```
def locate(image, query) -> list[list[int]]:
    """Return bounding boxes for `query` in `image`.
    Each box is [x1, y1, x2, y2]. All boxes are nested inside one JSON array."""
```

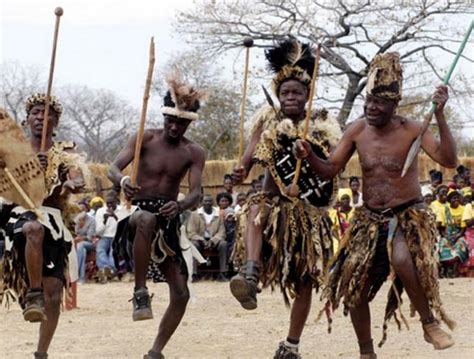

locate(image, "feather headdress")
[[265, 38, 316, 95], [161, 71, 208, 121]]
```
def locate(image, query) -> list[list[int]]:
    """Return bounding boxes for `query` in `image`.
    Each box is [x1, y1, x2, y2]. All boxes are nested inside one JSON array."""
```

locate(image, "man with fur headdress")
[[1, 93, 86, 359], [230, 38, 342, 358], [108, 73, 206, 359], [294, 52, 457, 358]]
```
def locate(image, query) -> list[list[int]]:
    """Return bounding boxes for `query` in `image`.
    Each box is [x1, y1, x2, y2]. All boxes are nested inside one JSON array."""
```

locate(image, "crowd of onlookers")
[[1, 166, 472, 283], [421, 165, 473, 278]]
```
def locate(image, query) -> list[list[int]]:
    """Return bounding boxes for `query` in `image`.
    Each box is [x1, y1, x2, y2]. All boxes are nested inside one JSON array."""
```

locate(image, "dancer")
[[230, 38, 341, 358], [108, 73, 206, 359], [294, 53, 456, 358], [2, 94, 86, 359]]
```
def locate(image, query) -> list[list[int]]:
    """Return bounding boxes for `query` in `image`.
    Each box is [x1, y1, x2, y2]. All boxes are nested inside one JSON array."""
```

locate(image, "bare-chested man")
[[108, 74, 206, 359], [294, 53, 456, 358], [1, 93, 86, 359]]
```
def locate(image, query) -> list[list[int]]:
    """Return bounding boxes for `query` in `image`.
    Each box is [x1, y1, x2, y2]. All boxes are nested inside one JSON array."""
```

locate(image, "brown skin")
[[108, 114, 205, 355], [21, 103, 85, 355], [232, 79, 314, 342], [294, 85, 456, 355]]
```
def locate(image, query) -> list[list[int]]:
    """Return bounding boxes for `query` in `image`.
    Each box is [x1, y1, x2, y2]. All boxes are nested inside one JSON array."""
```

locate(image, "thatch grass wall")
[[86, 155, 473, 200]]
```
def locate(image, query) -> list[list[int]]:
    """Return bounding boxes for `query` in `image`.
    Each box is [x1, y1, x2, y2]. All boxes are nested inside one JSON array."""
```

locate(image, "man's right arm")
[[295, 122, 359, 180], [108, 133, 137, 186]]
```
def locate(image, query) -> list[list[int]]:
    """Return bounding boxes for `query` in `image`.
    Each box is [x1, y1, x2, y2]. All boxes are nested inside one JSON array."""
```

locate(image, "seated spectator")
[[422, 186, 434, 206], [329, 192, 353, 253], [223, 173, 239, 206], [438, 190, 469, 278], [89, 196, 105, 216], [461, 198, 474, 276], [234, 192, 247, 214], [186, 194, 227, 281], [457, 165, 472, 190], [461, 187, 472, 205], [251, 177, 263, 192], [431, 185, 449, 230], [348, 176, 363, 207], [216, 191, 233, 219], [224, 207, 237, 259], [95, 191, 120, 283], [74, 204, 97, 284], [428, 169, 443, 192]]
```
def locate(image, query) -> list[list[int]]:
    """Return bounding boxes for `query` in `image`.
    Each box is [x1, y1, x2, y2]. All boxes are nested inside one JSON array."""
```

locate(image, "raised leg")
[[229, 203, 269, 309], [130, 212, 156, 289], [23, 221, 44, 288], [391, 231, 454, 350]]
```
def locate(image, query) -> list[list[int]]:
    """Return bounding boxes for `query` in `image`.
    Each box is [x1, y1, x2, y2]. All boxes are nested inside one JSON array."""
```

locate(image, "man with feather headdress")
[[230, 38, 342, 358], [294, 53, 456, 358], [108, 73, 206, 359], [1, 94, 87, 359]]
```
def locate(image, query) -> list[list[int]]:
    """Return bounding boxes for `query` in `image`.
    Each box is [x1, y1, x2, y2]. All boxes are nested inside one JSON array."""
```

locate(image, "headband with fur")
[[161, 72, 207, 121]]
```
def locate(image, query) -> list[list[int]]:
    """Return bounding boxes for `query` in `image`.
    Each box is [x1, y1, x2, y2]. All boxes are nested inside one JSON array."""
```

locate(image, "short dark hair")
[[224, 174, 232, 181], [216, 191, 233, 206], [349, 176, 360, 184]]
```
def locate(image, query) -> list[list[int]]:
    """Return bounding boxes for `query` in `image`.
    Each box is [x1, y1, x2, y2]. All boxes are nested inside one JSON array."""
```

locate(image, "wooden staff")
[[401, 20, 473, 177], [287, 44, 322, 197], [128, 37, 156, 208], [237, 37, 254, 165], [4, 168, 43, 219], [40, 7, 64, 153]]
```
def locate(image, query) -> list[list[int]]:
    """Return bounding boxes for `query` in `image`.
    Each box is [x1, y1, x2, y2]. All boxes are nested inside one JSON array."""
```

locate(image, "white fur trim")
[[161, 106, 199, 121]]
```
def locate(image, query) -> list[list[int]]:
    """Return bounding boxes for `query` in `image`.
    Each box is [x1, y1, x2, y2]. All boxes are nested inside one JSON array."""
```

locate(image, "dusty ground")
[[1, 278, 473, 359]]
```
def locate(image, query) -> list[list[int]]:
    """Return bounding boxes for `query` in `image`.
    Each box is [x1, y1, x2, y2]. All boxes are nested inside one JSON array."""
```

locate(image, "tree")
[[153, 50, 257, 160], [0, 61, 44, 122], [174, 0, 474, 127], [58, 85, 140, 162]]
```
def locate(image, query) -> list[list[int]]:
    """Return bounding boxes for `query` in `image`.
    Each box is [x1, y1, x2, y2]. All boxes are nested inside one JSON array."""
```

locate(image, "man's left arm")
[[421, 85, 457, 168]]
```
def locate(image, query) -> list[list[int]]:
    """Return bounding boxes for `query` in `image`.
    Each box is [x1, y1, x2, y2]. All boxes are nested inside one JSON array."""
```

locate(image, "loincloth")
[[233, 192, 333, 306], [1, 206, 72, 308], [321, 200, 456, 346], [113, 198, 186, 283]]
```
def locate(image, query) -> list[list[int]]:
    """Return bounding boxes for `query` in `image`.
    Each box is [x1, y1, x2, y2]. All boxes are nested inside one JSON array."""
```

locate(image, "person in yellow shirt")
[[329, 191, 354, 253], [438, 190, 468, 277], [430, 185, 449, 232], [460, 194, 473, 276]]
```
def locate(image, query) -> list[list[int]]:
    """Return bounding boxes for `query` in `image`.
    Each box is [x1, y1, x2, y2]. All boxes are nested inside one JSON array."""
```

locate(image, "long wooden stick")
[[400, 20, 473, 177], [238, 37, 254, 165], [130, 37, 156, 186], [4, 167, 43, 219], [288, 44, 322, 197], [4, 168, 37, 209], [40, 7, 63, 153]]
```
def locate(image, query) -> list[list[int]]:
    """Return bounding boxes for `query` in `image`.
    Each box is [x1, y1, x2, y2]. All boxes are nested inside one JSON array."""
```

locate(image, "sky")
[[0, 0, 196, 107], [1, 0, 473, 138]]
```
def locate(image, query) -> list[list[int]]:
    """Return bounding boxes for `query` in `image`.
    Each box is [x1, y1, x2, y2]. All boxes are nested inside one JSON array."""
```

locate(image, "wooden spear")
[[237, 37, 254, 165], [287, 44, 322, 197], [400, 20, 473, 177], [40, 7, 63, 153], [128, 37, 156, 208]]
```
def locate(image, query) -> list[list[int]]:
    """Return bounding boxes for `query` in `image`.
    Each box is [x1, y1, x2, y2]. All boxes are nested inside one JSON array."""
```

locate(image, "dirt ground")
[[1, 278, 473, 359]]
